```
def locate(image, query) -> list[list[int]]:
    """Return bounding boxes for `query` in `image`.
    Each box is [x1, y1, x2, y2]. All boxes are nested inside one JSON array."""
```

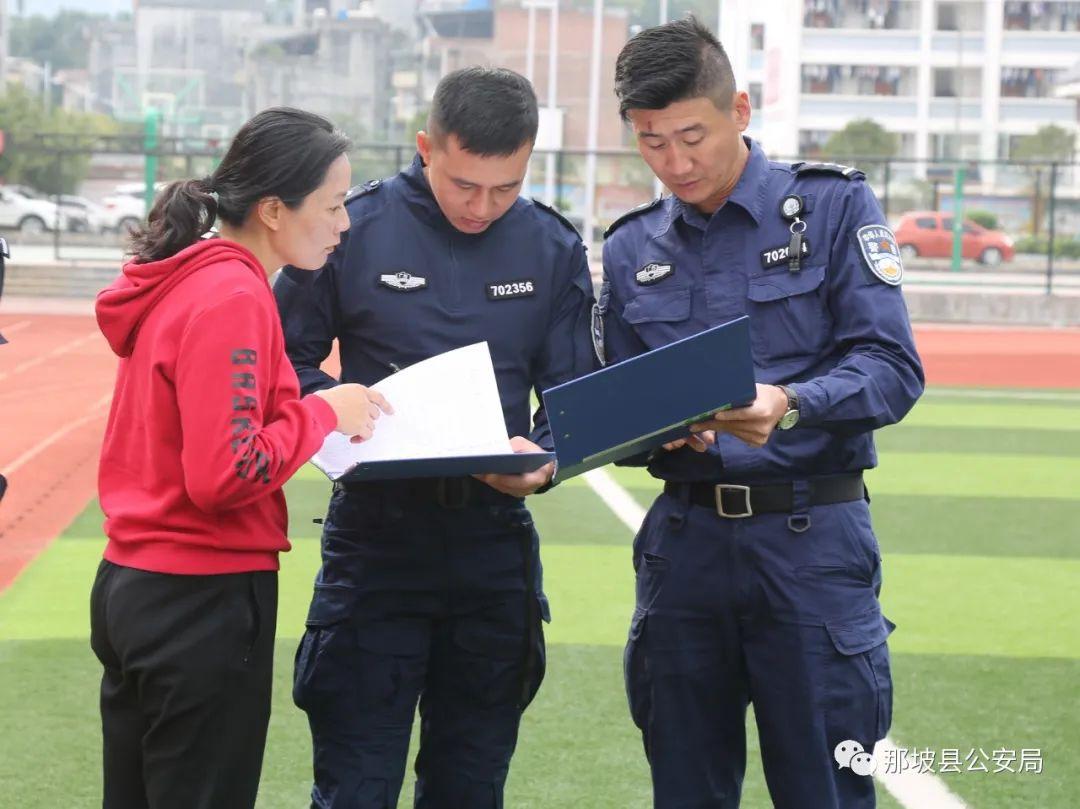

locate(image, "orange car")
[[893, 211, 1015, 266]]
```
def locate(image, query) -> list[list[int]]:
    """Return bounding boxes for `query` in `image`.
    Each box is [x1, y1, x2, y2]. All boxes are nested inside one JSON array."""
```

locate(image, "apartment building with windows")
[[722, 0, 1078, 172]]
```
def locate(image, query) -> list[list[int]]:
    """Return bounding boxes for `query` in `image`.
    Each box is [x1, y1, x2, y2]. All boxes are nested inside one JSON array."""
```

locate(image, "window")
[[749, 82, 763, 109], [750, 23, 765, 51], [942, 217, 954, 230], [916, 217, 937, 229], [1001, 68, 1064, 99], [936, 1, 984, 31]]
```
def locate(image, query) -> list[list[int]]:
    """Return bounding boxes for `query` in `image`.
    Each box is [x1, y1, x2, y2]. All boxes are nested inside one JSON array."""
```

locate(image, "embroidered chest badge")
[[379, 271, 428, 291], [635, 262, 674, 285]]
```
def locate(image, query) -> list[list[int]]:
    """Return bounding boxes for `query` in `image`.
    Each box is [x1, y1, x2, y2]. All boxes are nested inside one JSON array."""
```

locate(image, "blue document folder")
[[542, 316, 756, 481], [335, 451, 555, 482]]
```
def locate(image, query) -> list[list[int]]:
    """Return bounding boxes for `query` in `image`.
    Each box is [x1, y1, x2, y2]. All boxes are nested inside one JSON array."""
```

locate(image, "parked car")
[[0, 186, 78, 233], [58, 195, 109, 233], [101, 182, 168, 233], [893, 211, 1015, 266]]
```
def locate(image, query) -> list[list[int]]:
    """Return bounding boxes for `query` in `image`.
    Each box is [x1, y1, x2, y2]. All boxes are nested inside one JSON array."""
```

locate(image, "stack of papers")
[[309, 342, 553, 481]]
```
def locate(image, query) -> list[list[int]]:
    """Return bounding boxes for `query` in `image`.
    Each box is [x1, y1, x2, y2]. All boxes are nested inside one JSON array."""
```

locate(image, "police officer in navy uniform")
[[274, 67, 596, 809], [600, 19, 924, 809]]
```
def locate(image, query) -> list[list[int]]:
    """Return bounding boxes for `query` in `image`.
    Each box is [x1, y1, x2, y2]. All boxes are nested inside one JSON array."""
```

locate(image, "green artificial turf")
[[0, 389, 1076, 807]]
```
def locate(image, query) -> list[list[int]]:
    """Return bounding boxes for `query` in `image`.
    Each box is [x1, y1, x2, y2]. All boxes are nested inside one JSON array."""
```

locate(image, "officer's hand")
[[662, 431, 716, 452], [311, 383, 393, 442], [690, 384, 787, 448], [474, 436, 555, 498]]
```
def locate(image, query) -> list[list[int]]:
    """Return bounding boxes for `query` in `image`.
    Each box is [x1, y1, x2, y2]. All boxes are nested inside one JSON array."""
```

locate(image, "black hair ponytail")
[[127, 107, 350, 263], [128, 177, 218, 263]]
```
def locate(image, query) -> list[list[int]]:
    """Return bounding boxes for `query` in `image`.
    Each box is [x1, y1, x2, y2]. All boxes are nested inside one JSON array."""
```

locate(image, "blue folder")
[[542, 316, 756, 481], [336, 451, 554, 482]]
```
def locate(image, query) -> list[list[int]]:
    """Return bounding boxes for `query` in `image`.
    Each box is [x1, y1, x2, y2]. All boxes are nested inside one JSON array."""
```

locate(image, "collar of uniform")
[[659, 137, 769, 236], [400, 152, 451, 228]]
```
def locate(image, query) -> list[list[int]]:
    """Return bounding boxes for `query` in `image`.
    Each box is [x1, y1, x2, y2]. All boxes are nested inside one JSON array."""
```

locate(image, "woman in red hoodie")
[[91, 108, 389, 809]]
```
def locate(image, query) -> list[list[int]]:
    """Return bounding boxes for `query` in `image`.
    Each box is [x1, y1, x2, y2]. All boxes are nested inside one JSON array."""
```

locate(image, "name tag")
[[487, 279, 536, 300], [760, 240, 810, 270]]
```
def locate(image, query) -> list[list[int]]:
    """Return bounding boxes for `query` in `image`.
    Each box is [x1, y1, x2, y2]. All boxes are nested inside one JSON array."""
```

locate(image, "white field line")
[[580, 467, 970, 809]]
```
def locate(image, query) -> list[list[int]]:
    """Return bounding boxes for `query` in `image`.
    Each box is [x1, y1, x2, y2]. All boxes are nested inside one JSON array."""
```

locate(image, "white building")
[[720, 0, 1079, 169]]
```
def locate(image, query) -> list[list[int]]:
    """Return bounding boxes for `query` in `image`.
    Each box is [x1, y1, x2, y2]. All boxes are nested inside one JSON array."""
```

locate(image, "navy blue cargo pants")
[[293, 480, 549, 809], [625, 488, 894, 809]]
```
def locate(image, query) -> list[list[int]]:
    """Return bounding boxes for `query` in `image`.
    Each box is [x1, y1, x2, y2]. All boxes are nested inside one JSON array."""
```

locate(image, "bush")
[[966, 209, 999, 230], [1013, 235, 1080, 258]]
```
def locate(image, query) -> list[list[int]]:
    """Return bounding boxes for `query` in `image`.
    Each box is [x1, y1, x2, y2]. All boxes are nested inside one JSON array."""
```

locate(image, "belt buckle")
[[435, 478, 470, 509], [714, 484, 753, 518]]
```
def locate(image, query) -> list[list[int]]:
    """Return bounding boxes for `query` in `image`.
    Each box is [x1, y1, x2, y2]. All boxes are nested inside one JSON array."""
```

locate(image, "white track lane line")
[[0, 330, 100, 384], [2, 394, 111, 476]]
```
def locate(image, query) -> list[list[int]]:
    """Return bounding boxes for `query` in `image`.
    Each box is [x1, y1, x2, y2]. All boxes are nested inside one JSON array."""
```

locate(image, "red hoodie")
[[95, 239, 337, 574]]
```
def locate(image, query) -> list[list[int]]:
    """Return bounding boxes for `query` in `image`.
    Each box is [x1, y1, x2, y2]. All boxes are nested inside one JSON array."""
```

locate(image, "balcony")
[[800, 95, 918, 119], [802, 64, 917, 97], [930, 32, 985, 53], [802, 28, 920, 53], [999, 98, 1076, 124], [929, 98, 982, 119], [802, 0, 919, 30], [1002, 31, 1080, 56]]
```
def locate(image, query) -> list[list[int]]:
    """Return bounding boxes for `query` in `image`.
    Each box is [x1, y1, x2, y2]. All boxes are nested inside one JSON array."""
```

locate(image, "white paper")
[[309, 342, 515, 480]]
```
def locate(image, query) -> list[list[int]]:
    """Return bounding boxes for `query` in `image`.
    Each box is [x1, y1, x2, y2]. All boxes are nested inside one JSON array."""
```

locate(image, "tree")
[[1013, 124, 1076, 163], [0, 86, 120, 194], [821, 119, 899, 163], [9, 11, 106, 72]]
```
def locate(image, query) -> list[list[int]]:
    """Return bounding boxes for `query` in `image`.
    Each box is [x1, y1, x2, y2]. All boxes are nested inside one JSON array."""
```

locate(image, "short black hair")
[[614, 16, 736, 120], [428, 67, 539, 156]]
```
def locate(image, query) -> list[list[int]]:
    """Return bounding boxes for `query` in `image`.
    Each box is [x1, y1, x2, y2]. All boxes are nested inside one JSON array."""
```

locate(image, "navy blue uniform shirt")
[[275, 154, 596, 451], [600, 139, 924, 483]]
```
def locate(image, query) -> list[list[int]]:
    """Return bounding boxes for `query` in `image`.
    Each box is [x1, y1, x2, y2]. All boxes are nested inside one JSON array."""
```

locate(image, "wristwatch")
[[776, 385, 800, 430]]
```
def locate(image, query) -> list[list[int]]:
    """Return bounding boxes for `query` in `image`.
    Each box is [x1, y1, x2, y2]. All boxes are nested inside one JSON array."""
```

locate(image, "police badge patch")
[[635, 262, 674, 285], [856, 225, 903, 286], [379, 271, 427, 291]]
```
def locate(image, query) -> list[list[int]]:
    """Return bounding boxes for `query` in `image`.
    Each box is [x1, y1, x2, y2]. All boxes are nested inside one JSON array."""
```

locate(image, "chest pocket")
[[622, 287, 692, 350], [746, 265, 829, 365]]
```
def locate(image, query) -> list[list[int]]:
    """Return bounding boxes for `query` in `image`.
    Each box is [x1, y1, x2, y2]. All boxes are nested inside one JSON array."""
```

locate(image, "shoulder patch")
[[856, 225, 903, 286], [531, 198, 581, 237], [793, 162, 865, 181], [345, 179, 382, 204], [604, 198, 663, 239]]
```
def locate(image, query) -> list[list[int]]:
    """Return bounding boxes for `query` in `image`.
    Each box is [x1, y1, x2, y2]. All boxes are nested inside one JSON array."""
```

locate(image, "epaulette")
[[345, 179, 382, 204], [603, 197, 663, 239], [792, 162, 865, 181], [531, 198, 580, 236]]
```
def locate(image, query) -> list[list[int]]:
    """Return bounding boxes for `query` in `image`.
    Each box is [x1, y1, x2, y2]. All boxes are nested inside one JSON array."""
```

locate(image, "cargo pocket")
[[825, 608, 896, 743], [520, 593, 551, 710], [292, 587, 356, 714], [453, 619, 529, 710], [351, 620, 427, 713], [746, 265, 829, 364], [624, 608, 652, 731]]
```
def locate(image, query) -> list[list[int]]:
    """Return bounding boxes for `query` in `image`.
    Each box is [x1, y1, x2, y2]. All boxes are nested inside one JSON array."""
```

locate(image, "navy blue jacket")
[[600, 139, 924, 483], [275, 155, 596, 452]]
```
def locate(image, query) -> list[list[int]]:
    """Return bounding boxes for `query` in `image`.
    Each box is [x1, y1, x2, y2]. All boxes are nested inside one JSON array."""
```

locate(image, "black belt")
[[336, 476, 519, 510], [664, 473, 866, 518]]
